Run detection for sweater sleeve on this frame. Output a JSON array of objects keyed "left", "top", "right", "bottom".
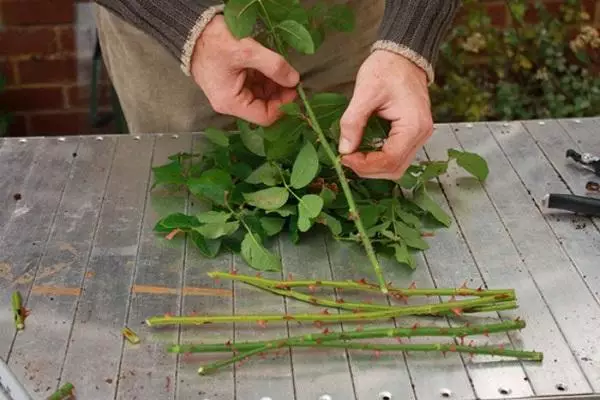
[
  {"left": 372, "top": 0, "right": 461, "bottom": 84},
  {"left": 94, "top": 0, "right": 224, "bottom": 75}
]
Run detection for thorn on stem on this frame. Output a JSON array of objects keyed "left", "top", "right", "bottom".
[
  {"left": 308, "top": 285, "right": 316, "bottom": 293},
  {"left": 451, "top": 308, "right": 463, "bottom": 316},
  {"left": 356, "top": 325, "right": 364, "bottom": 332},
  {"left": 373, "top": 350, "right": 382, "bottom": 359},
  {"left": 313, "top": 321, "right": 323, "bottom": 328},
  {"left": 165, "top": 228, "right": 181, "bottom": 240},
  {"left": 287, "top": 273, "right": 294, "bottom": 281},
  {"left": 322, "top": 328, "right": 330, "bottom": 335},
  {"left": 409, "top": 282, "right": 417, "bottom": 290},
  {"left": 320, "top": 309, "right": 330, "bottom": 315},
  {"left": 257, "top": 320, "right": 267, "bottom": 328}
]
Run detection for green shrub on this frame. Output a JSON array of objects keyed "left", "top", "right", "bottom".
[{"left": 430, "top": 0, "right": 600, "bottom": 122}]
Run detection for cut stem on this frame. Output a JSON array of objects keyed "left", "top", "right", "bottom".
[
  {"left": 146, "top": 295, "right": 513, "bottom": 327},
  {"left": 12, "top": 291, "right": 24, "bottom": 331},
  {"left": 168, "top": 319, "right": 526, "bottom": 353}
]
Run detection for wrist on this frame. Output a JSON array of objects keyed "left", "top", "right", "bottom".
[{"left": 371, "top": 41, "right": 433, "bottom": 85}]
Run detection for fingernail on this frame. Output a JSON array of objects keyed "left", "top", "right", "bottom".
[{"left": 338, "top": 137, "right": 352, "bottom": 154}]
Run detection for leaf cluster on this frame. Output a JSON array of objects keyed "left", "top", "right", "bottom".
[{"left": 431, "top": 0, "right": 600, "bottom": 122}]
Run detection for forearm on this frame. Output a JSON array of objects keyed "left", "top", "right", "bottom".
[
  {"left": 94, "top": 0, "right": 223, "bottom": 74},
  {"left": 373, "top": 0, "right": 461, "bottom": 84}
]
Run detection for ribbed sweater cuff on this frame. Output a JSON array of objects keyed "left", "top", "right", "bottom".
[{"left": 373, "top": 0, "right": 460, "bottom": 84}]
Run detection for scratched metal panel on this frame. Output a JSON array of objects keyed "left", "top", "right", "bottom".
[
  {"left": 176, "top": 134, "right": 235, "bottom": 400},
  {"left": 455, "top": 122, "right": 599, "bottom": 394},
  {"left": 115, "top": 134, "right": 192, "bottom": 400},
  {"left": 488, "top": 121, "right": 600, "bottom": 391},
  {"left": 324, "top": 235, "right": 415, "bottom": 400},
  {"left": 0, "top": 137, "right": 78, "bottom": 362},
  {"left": 233, "top": 242, "right": 295, "bottom": 399},
  {"left": 7, "top": 136, "right": 117, "bottom": 399},
  {"left": 426, "top": 123, "right": 590, "bottom": 398},
  {"left": 59, "top": 135, "right": 155, "bottom": 400},
  {"left": 278, "top": 231, "right": 355, "bottom": 400},
  {"left": 0, "top": 138, "right": 40, "bottom": 231}
]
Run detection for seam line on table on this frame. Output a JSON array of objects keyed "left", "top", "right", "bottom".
[
  {"left": 322, "top": 232, "right": 359, "bottom": 400},
  {"left": 489, "top": 121, "right": 600, "bottom": 309},
  {"left": 174, "top": 135, "right": 194, "bottom": 400},
  {"left": 451, "top": 122, "right": 592, "bottom": 394},
  {"left": 56, "top": 136, "right": 119, "bottom": 390},
  {"left": 422, "top": 140, "right": 531, "bottom": 397},
  {"left": 6, "top": 137, "right": 82, "bottom": 362},
  {"left": 113, "top": 135, "right": 158, "bottom": 400}
]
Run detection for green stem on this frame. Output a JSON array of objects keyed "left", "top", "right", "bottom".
[
  {"left": 168, "top": 319, "right": 526, "bottom": 353},
  {"left": 296, "top": 84, "right": 388, "bottom": 294},
  {"left": 208, "top": 272, "right": 516, "bottom": 299},
  {"left": 145, "top": 295, "right": 513, "bottom": 327},
  {"left": 47, "top": 382, "right": 75, "bottom": 400},
  {"left": 12, "top": 291, "right": 24, "bottom": 330},
  {"left": 196, "top": 340, "right": 542, "bottom": 375}
]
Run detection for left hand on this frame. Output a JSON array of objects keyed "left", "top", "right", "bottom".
[{"left": 338, "top": 50, "right": 434, "bottom": 180}]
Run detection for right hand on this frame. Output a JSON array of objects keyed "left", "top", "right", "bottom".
[{"left": 190, "top": 15, "right": 300, "bottom": 126}]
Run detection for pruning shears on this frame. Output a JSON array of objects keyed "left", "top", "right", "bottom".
[{"left": 541, "top": 149, "right": 600, "bottom": 217}]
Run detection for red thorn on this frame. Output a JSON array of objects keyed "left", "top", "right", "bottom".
[
  {"left": 260, "top": 352, "right": 267, "bottom": 360},
  {"left": 483, "top": 329, "right": 490, "bottom": 337},
  {"left": 421, "top": 232, "right": 435, "bottom": 237},
  {"left": 395, "top": 337, "right": 402, "bottom": 343},
  {"left": 386, "top": 281, "right": 393, "bottom": 289},
  {"left": 373, "top": 350, "right": 382, "bottom": 359},
  {"left": 164, "top": 312, "right": 173, "bottom": 318},
  {"left": 460, "top": 280, "right": 468, "bottom": 289},
  {"left": 320, "top": 309, "right": 330, "bottom": 315},
  {"left": 283, "top": 314, "right": 295, "bottom": 321},
  {"left": 352, "top": 309, "right": 362, "bottom": 314},
  {"left": 257, "top": 320, "right": 267, "bottom": 328},
  {"left": 515, "top": 316, "right": 521, "bottom": 322},
  {"left": 451, "top": 308, "right": 463, "bottom": 316},
  {"left": 287, "top": 273, "right": 294, "bottom": 281},
  {"left": 309, "top": 297, "right": 319, "bottom": 304},
  {"left": 316, "top": 339, "right": 322, "bottom": 344},
  {"left": 230, "top": 268, "right": 238, "bottom": 275},
  {"left": 357, "top": 278, "right": 368, "bottom": 285},
  {"left": 449, "top": 344, "right": 457, "bottom": 352},
  {"left": 165, "top": 228, "right": 181, "bottom": 240},
  {"left": 464, "top": 322, "right": 471, "bottom": 328},
  {"left": 315, "top": 280, "right": 322, "bottom": 285},
  {"left": 255, "top": 272, "right": 262, "bottom": 278},
  {"left": 476, "top": 286, "right": 483, "bottom": 292},
  {"left": 335, "top": 298, "right": 345, "bottom": 304},
  {"left": 308, "top": 285, "right": 316, "bottom": 293},
  {"left": 313, "top": 321, "right": 323, "bottom": 328},
  {"left": 322, "top": 328, "right": 330, "bottom": 335},
  {"left": 408, "top": 281, "right": 417, "bottom": 290},
  {"left": 225, "top": 340, "right": 232, "bottom": 346},
  {"left": 411, "top": 323, "right": 420, "bottom": 330},
  {"left": 468, "top": 340, "right": 475, "bottom": 347},
  {"left": 356, "top": 325, "right": 364, "bottom": 332},
  {"left": 498, "top": 344, "right": 505, "bottom": 352},
  {"left": 460, "top": 336, "right": 465, "bottom": 345}
]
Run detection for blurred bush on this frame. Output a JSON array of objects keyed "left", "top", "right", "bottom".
[{"left": 430, "top": 0, "right": 600, "bottom": 122}]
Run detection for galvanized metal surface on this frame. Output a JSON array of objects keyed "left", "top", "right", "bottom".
[{"left": 0, "top": 118, "right": 599, "bottom": 400}]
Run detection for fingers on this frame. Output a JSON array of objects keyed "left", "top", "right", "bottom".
[
  {"left": 338, "top": 89, "right": 378, "bottom": 155},
  {"left": 241, "top": 40, "right": 300, "bottom": 88},
  {"left": 235, "top": 85, "right": 298, "bottom": 126}
]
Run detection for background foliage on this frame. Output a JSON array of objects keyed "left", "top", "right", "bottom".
[{"left": 431, "top": 0, "right": 600, "bottom": 122}]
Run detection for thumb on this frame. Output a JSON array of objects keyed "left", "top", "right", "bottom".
[
  {"left": 242, "top": 40, "right": 300, "bottom": 87},
  {"left": 338, "top": 94, "right": 375, "bottom": 155}
]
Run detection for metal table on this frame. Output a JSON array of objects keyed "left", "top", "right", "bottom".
[{"left": 1, "top": 118, "right": 599, "bottom": 400}]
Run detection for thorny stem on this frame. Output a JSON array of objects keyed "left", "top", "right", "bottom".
[
  {"left": 196, "top": 341, "right": 542, "bottom": 375},
  {"left": 296, "top": 84, "right": 388, "bottom": 294},
  {"left": 208, "top": 271, "right": 516, "bottom": 299},
  {"left": 225, "top": 274, "right": 517, "bottom": 315},
  {"left": 145, "top": 295, "right": 513, "bottom": 327},
  {"left": 168, "top": 319, "right": 526, "bottom": 353}
]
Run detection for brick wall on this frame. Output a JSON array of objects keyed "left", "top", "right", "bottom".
[{"left": 1, "top": 0, "right": 599, "bottom": 137}]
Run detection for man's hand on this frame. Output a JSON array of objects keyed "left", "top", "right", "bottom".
[
  {"left": 338, "top": 50, "right": 434, "bottom": 180},
  {"left": 190, "top": 15, "right": 300, "bottom": 126}
]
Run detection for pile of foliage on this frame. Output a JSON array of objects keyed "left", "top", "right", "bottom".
[
  {"left": 431, "top": 0, "right": 600, "bottom": 122},
  {"left": 151, "top": 0, "right": 489, "bottom": 286}
]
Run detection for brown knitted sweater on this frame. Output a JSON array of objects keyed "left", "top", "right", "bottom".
[{"left": 94, "top": 0, "right": 460, "bottom": 83}]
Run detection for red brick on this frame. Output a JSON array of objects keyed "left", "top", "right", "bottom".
[
  {"left": 0, "top": 0, "right": 75, "bottom": 26},
  {"left": 29, "top": 111, "right": 90, "bottom": 135},
  {"left": 17, "top": 57, "right": 77, "bottom": 84},
  {"left": 4, "top": 115, "right": 28, "bottom": 137},
  {"left": 66, "top": 83, "right": 112, "bottom": 108},
  {"left": 0, "top": 60, "right": 16, "bottom": 86},
  {"left": 486, "top": 2, "right": 507, "bottom": 27},
  {"left": 0, "top": 27, "right": 58, "bottom": 57},
  {"left": 0, "top": 87, "right": 64, "bottom": 112},
  {"left": 57, "top": 27, "right": 75, "bottom": 52}
]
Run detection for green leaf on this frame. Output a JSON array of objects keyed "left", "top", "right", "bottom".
[
  {"left": 413, "top": 185, "right": 452, "bottom": 227},
  {"left": 397, "top": 165, "right": 423, "bottom": 189},
  {"left": 190, "top": 231, "right": 222, "bottom": 258},
  {"left": 224, "top": 0, "right": 260, "bottom": 38},
  {"left": 238, "top": 120, "right": 266, "bottom": 156},
  {"left": 323, "top": 4, "right": 355, "bottom": 32},
  {"left": 266, "top": 204, "right": 297, "bottom": 216},
  {"left": 419, "top": 161, "right": 449, "bottom": 182},
  {"left": 151, "top": 161, "right": 185, "bottom": 188},
  {"left": 391, "top": 242, "right": 416, "bottom": 270},
  {"left": 318, "top": 212, "right": 342, "bottom": 236},
  {"left": 393, "top": 220, "right": 429, "bottom": 250},
  {"left": 204, "top": 127, "right": 230, "bottom": 147},
  {"left": 297, "top": 194, "right": 324, "bottom": 232},
  {"left": 245, "top": 162, "right": 281, "bottom": 186},
  {"left": 196, "top": 211, "right": 232, "bottom": 224},
  {"left": 243, "top": 187, "right": 289, "bottom": 210},
  {"left": 154, "top": 213, "right": 200, "bottom": 231},
  {"left": 263, "top": 0, "right": 307, "bottom": 24},
  {"left": 366, "top": 221, "right": 391, "bottom": 237},
  {"left": 194, "top": 221, "right": 240, "bottom": 239},
  {"left": 275, "top": 20, "right": 315, "bottom": 54},
  {"left": 187, "top": 169, "right": 233, "bottom": 206},
  {"left": 230, "top": 162, "right": 253, "bottom": 180},
  {"left": 309, "top": 93, "right": 349, "bottom": 131},
  {"left": 260, "top": 216, "right": 286, "bottom": 236},
  {"left": 241, "top": 232, "right": 282, "bottom": 271},
  {"left": 448, "top": 149, "right": 489, "bottom": 180},
  {"left": 357, "top": 204, "right": 383, "bottom": 228},
  {"left": 319, "top": 186, "right": 336, "bottom": 207},
  {"left": 279, "top": 102, "right": 302, "bottom": 116},
  {"left": 290, "top": 140, "right": 319, "bottom": 189}
]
